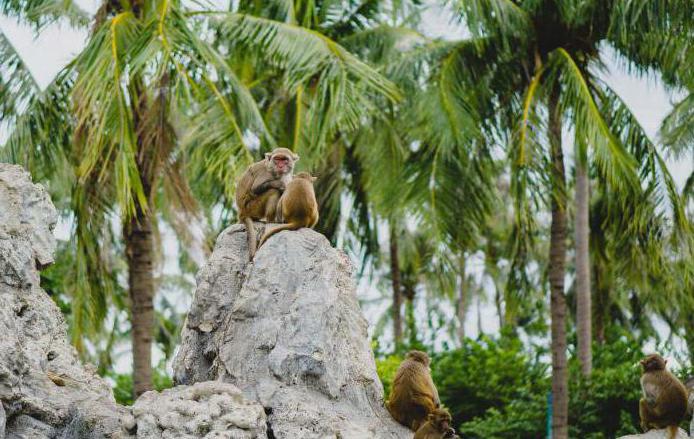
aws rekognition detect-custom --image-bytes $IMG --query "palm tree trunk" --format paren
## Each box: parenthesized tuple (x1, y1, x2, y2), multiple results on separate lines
(455, 255, 467, 342)
(575, 160, 592, 376)
(124, 209, 155, 397)
(548, 88, 569, 439)
(494, 282, 504, 330)
(404, 291, 417, 346)
(593, 263, 608, 345)
(390, 224, 403, 346)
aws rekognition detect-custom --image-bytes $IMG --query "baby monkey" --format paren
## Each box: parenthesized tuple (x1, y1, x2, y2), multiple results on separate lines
(259, 172, 319, 246)
(414, 408, 460, 439)
(639, 353, 688, 439)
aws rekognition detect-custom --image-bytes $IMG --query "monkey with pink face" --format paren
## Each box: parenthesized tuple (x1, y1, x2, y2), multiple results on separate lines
(235, 147, 298, 260)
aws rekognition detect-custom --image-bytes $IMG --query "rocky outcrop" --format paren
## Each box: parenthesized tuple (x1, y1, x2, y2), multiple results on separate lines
(173, 224, 410, 438)
(127, 382, 266, 438)
(0, 164, 125, 438)
(1, 163, 407, 438)
(618, 428, 689, 439)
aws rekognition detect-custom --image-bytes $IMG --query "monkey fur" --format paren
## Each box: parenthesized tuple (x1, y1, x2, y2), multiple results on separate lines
(386, 350, 441, 431)
(639, 353, 688, 439)
(259, 172, 319, 246)
(414, 408, 459, 439)
(236, 148, 298, 260)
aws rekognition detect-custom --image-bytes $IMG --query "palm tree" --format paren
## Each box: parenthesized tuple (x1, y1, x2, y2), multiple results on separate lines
(2, 0, 396, 397)
(405, 1, 688, 435)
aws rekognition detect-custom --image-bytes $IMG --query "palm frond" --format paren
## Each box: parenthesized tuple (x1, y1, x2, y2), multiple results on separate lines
(1, 0, 90, 29)
(205, 12, 400, 150)
(447, 0, 532, 47)
(660, 93, 694, 156)
(0, 31, 40, 131)
(550, 48, 639, 190)
(597, 82, 689, 237)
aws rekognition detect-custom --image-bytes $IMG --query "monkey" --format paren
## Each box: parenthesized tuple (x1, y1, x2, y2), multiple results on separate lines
(258, 172, 318, 247)
(638, 353, 688, 439)
(414, 408, 460, 439)
(236, 148, 298, 260)
(386, 350, 441, 431)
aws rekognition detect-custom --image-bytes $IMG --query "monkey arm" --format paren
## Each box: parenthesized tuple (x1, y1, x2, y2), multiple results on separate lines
(251, 177, 283, 196)
(642, 381, 660, 407)
(409, 378, 438, 412)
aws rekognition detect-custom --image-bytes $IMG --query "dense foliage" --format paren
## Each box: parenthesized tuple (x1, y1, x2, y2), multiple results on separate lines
(378, 332, 691, 438)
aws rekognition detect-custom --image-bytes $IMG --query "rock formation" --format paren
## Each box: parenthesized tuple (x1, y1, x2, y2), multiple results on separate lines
(173, 224, 410, 438)
(618, 428, 689, 439)
(0, 164, 125, 438)
(127, 381, 267, 438)
(0, 163, 408, 438)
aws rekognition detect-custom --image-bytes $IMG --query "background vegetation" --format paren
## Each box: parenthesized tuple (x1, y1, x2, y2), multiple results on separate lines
(1, 0, 692, 437)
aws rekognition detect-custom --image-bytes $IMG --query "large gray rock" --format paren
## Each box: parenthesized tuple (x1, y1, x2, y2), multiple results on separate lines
(619, 428, 688, 439)
(0, 164, 126, 438)
(173, 224, 409, 438)
(129, 381, 267, 438)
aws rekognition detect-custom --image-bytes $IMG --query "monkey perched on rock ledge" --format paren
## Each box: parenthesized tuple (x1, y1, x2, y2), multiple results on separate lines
(235, 148, 298, 260)
(386, 350, 441, 431)
(639, 354, 688, 439)
(259, 172, 319, 246)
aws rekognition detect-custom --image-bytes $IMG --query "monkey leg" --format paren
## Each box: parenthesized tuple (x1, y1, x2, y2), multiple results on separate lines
(639, 398, 659, 432)
(263, 190, 282, 222)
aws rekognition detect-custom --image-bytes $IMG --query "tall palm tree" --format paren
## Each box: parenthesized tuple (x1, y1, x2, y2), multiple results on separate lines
(1, 0, 396, 397)
(405, 1, 688, 435)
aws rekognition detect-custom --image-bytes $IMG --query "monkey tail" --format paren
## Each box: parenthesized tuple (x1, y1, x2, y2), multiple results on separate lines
(666, 425, 679, 439)
(259, 222, 301, 247)
(243, 217, 257, 261)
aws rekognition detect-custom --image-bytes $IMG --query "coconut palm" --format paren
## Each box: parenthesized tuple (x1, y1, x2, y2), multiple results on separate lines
(1, 0, 397, 397)
(405, 1, 689, 435)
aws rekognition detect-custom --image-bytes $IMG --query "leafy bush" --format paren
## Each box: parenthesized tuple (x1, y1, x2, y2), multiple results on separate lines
(376, 334, 675, 438)
(376, 354, 404, 399)
(432, 336, 548, 426)
(107, 360, 173, 405)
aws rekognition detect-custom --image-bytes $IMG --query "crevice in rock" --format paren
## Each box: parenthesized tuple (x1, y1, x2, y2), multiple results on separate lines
(264, 407, 276, 439)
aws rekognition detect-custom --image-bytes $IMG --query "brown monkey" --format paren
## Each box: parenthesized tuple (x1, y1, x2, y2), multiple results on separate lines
(236, 148, 298, 260)
(386, 350, 440, 431)
(639, 353, 688, 439)
(258, 172, 318, 246)
(414, 408, 459, 439)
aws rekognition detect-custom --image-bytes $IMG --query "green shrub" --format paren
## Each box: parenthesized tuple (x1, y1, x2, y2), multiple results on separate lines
(376, 354, 404, 399)
(107, 360, 174, 405)
(376, 334, 671, 438)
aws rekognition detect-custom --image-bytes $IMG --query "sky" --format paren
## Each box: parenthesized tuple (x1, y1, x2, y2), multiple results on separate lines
(1, 2, 692, 363)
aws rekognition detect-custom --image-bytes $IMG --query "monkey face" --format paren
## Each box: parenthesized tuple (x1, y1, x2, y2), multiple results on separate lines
(271, 154, 292, 174)
(430, 409, 452, 431)
(265, 148, 299, 176)
(640, 354, 667, 372)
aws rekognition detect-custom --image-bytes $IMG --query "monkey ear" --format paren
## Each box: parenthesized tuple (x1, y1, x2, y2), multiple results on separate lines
(311, 176, 317, 182)
(265, 152, 272, 160)
(293, 154, 300, 162)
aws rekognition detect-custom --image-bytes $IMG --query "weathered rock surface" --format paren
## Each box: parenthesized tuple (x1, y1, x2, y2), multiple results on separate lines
(0, 164, 126, 438)
(129, 381, 267, 438)
(618, 428, 689, 439)
(173, 224, 410, 438)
